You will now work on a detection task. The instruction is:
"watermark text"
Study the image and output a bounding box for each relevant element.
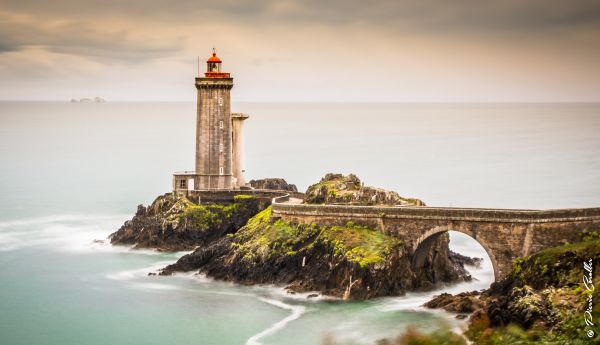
[584,258,594,338]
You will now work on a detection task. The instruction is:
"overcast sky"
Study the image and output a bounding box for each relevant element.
[1,0,599,101]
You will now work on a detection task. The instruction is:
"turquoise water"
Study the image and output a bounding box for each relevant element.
[1,102,599,344]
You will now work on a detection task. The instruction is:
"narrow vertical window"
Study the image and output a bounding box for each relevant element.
[219,120,224,129]
[219,167,224,175]
[218,97,223,106]
[219,143,223,152]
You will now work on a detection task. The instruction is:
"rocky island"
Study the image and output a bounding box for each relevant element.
[111,174,472,299]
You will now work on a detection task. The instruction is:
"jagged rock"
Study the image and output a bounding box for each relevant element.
[109,193,268,251]
[304,173,425,206]
[450,251,483,268]
[413,233,472,291]
[249,178,298,192]
[424,291,483,313]
[426,236,600,343]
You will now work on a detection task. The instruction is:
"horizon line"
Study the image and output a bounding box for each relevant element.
[1,99,600,104]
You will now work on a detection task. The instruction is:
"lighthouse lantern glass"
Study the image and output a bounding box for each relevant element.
[208,62,220,72]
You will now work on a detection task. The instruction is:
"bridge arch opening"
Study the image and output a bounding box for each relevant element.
[412,227,496,288]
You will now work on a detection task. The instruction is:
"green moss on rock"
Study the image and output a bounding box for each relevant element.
[232,206,400,268]
[509,237,600,289]
[233,194,255,201]
[179,204,233,231]
[304,173,425,206]
[110,193,266,251]
[466,237,600,344]
[318,223,400,268]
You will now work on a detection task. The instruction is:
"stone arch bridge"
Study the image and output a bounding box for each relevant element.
[271,196,600,280]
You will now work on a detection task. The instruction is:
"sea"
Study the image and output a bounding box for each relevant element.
[0,102,599,345]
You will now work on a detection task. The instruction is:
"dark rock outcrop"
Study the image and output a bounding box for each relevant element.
[412,235,473,291]
[109,193,268,251]
[425,291,483,314]
[249,178,298,192]
[304,173,425,206]
[425,234,600,343]
[450,251,483,268]
[161,207,470,299]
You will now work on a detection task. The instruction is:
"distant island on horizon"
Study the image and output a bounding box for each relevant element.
[70,97,106,103]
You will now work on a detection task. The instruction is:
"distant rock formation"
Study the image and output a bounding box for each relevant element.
[304,173,425,206]
[70,97,106,103]
[249,178,297,192]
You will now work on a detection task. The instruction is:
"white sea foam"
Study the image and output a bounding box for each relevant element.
[0,214,112,229]
[259,285,338,303]
[0,213,186,257]
[377,278,489,314]
[0,214,130,252]
[169,271,214,284]
[245,298,306,345]
[105,260,174,281]
[131,282,181,291]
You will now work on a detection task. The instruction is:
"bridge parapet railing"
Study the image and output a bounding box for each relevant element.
[270,201,600,223]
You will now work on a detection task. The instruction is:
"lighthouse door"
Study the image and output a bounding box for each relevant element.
[187,178,194,191]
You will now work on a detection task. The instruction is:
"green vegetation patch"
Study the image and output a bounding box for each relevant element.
[233,194,255,201]
[468,236,600,344]
[232,206,320,260]
[318,221,400,268]
[176,196,253,231]
[511,236,600,287]
[232,207,400,267]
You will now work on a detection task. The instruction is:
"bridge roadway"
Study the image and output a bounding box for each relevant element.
[271,195,600,280]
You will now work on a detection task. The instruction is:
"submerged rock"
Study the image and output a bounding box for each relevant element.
[304,173,425,206]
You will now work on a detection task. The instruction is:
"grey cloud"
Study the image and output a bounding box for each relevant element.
[2,0,600,32]
[0,12,184,62]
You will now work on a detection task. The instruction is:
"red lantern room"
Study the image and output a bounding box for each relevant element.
[205,49,230,78]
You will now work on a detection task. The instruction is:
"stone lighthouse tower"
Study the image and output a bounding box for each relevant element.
[173,49,249,192]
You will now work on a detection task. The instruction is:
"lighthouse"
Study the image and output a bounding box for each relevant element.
[173,49,249,192]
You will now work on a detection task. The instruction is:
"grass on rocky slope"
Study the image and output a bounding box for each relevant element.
[175,195,255,231]
[231,206,400,268]
[511,229,600,289]
[466,234,600,344]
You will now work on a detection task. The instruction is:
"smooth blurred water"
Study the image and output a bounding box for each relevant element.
[0,102,599,345]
